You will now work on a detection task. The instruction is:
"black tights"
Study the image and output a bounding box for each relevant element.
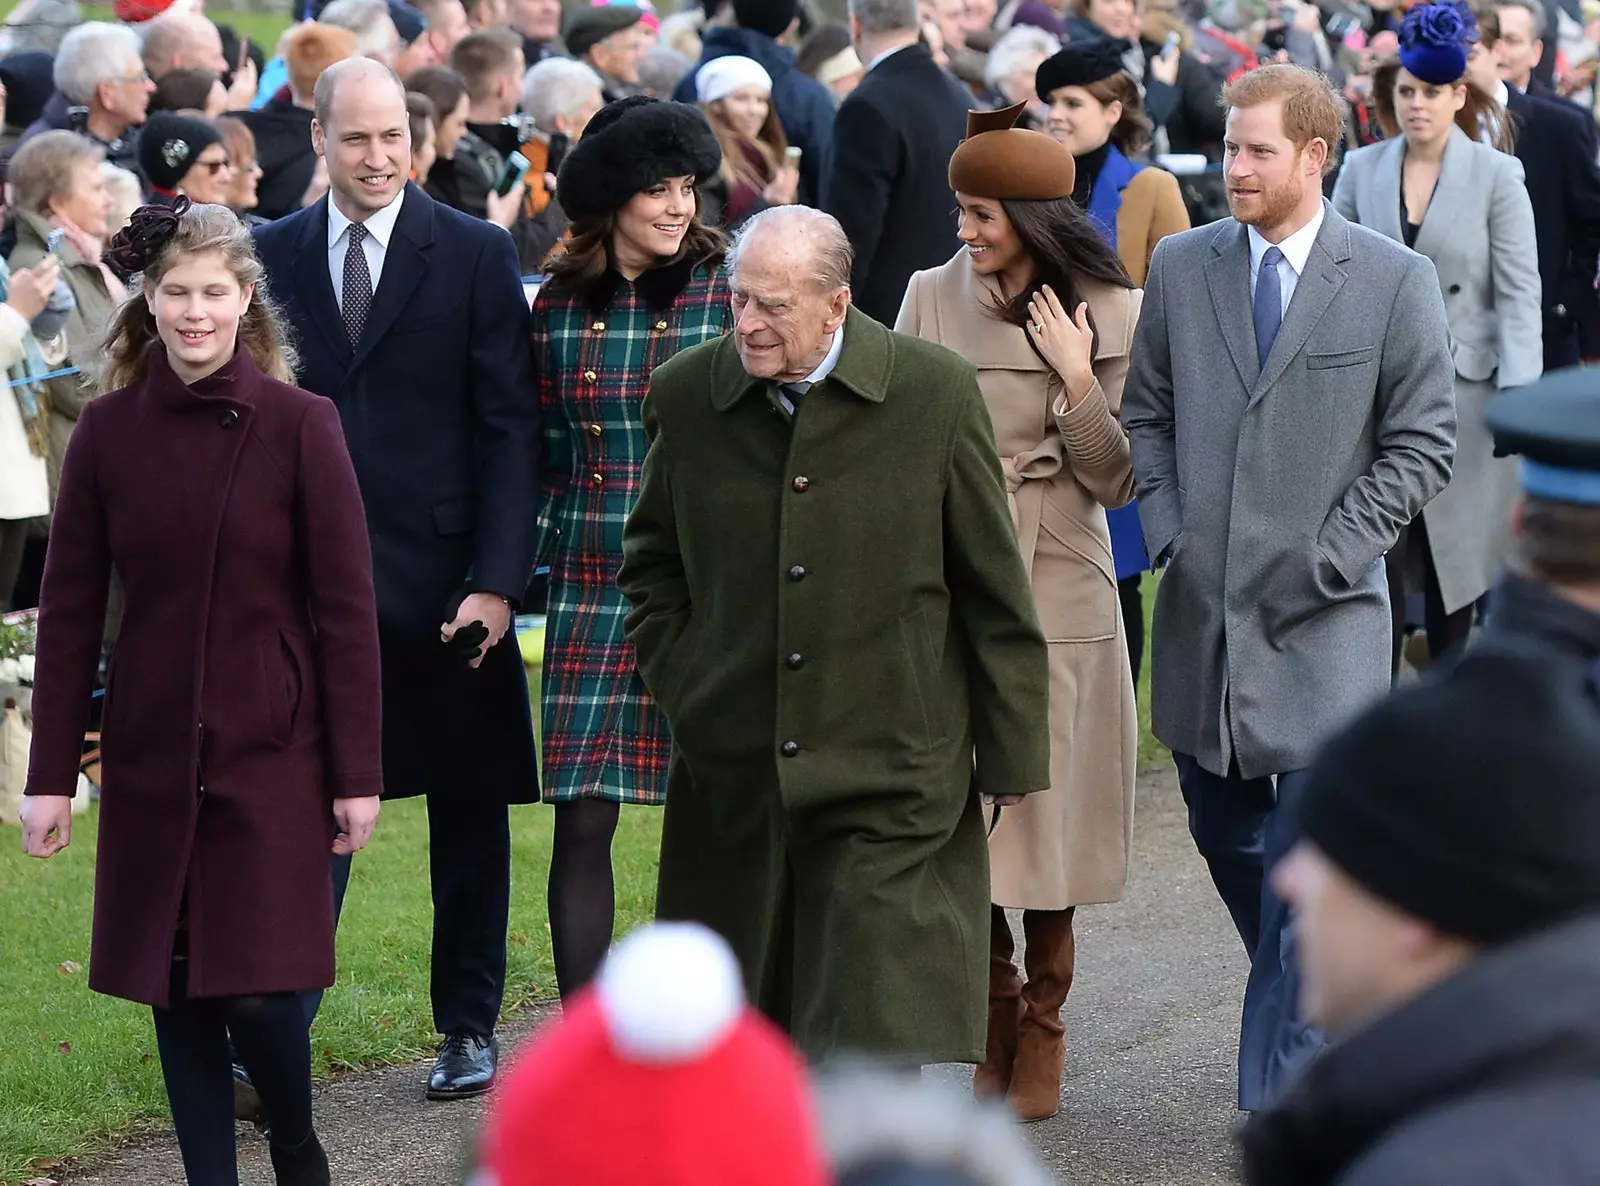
[0,519,28,612]
[153,962,315,1186]
[548,798,622,998]
[1386,519,1475,681]
[1118,573,1145,692]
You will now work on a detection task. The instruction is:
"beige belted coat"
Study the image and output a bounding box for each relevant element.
[897,253,1139,909]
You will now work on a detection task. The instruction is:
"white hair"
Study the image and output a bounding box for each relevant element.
[53,22,143,106]
[1498,0,1546,40]
[520,56,603,133]
[729,206,854,292]
[814,1066,1056,1186]
[848,0,919,35]
[320,0,400,61]
[984,24,1061,91]
[0,0,81,57]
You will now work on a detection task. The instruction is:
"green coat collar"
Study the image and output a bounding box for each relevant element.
[709,306,893,411]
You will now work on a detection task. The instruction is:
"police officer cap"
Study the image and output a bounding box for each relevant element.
[1486,368,1600,506]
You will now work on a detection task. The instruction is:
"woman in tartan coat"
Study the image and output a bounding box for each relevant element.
[534,97,733,996]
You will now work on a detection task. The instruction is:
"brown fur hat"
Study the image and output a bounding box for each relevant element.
[947,102,1075,200]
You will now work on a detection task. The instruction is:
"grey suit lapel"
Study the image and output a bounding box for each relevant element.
[1372,137,1405,244]
[1411,126,1472,261]
[1205,220,1260,389]
[1252,204,1352,402]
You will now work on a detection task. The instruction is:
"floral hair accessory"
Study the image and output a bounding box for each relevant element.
[105,195,191,279]
[1398,1,1478,86]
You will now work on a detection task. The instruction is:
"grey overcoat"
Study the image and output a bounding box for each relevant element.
[1123,203,1457,779]
[1332,126,1543,613]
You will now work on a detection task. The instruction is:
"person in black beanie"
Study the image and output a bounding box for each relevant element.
[1239,618,1600,1182]
[0,51,56,154]
[138,112,232,207]
[670,0,834,205]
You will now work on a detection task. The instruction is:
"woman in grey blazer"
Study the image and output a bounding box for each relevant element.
[1332,1,1541,673]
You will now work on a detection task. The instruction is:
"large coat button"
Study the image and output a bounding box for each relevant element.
[218,408,239,428]
[781,740,799,757]
[788,564,806,582]
[792,475,810,493]
[786,653,804,669]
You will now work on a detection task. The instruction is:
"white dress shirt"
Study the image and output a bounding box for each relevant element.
[328,188,406,310]
[777,325,845,415]
[1247,201,1326,318]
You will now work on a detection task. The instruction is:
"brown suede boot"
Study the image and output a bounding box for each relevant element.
[973,906,1022,1100]
[1006,907,1077,1122]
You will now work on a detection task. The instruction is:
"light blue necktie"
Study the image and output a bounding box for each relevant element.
[1254,246,1284,368]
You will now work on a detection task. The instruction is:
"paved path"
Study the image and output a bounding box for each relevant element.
[69,766,1247,1185]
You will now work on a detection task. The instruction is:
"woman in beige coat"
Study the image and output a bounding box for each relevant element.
[896,104,1139,1123]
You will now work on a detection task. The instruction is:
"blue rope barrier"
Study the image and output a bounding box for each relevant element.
[5,365,80,388]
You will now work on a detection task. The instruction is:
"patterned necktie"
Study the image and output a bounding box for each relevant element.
[343,221,373,347]
[778,381,813,415]
[1253,245,1284,368]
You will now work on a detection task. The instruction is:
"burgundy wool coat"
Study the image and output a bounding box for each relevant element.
[25,346,383,1009]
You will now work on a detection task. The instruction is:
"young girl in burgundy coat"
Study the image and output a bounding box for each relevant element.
[19,199,383,1186]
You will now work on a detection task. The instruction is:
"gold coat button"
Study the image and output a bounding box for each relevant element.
[584,370,598,383]
[589,423,603,437]
[591,472,604,486]
[592,321,606,332]
[653,320,668,332]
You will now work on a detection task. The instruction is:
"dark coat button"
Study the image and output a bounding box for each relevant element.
[787,653,804,669]
[781,740,800,757]
[792,475,810,493]
[788,565,806,582]
[1448,284,1461,294]
[218,408,239,428]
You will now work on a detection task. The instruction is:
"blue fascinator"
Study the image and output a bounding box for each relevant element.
[1398,1,1479,85]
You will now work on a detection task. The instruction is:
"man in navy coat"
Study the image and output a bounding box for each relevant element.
[254,56,540,1099]
[1470,21,1600,372]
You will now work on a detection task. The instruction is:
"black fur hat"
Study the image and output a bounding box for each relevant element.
[556,96,723,222]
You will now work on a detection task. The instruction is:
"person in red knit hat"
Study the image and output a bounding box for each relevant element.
[475,923,828,1186]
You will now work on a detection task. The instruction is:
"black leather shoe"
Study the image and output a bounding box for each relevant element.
[233,1062,266,1128]
[268,1130,330,1186]
[426,1032,498,1100]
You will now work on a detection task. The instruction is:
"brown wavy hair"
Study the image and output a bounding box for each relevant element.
[100,203,298,392]
[544,202,728,295]
[1371,58,1514,152]
[1080,71,1154,156]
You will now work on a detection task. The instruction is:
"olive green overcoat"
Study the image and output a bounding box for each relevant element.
[619,308,1051,1065]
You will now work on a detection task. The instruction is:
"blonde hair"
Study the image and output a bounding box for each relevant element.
[101,203,298,392]
[703,96,787,194]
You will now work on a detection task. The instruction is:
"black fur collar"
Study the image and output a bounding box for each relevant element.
[585,253,699,315]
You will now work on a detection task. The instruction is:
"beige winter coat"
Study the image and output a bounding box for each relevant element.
[897,253,1139,909]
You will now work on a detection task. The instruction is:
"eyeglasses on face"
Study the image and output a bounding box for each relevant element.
[195,157,232,175]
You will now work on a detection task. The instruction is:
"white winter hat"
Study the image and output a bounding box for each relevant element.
[695,55,774,105]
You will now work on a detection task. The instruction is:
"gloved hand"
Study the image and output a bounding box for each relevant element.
[28,277,76,342]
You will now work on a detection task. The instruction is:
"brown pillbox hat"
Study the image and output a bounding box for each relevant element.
[947,102,1076,201]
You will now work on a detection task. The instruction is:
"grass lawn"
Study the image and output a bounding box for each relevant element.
[1,583,1161,1185]
[0,798,664,1185]
[80,7,297,46]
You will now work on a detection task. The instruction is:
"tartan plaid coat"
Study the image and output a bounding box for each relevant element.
[534,255,733,804]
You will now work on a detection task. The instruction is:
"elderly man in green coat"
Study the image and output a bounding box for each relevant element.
[619,206,1051,1065]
